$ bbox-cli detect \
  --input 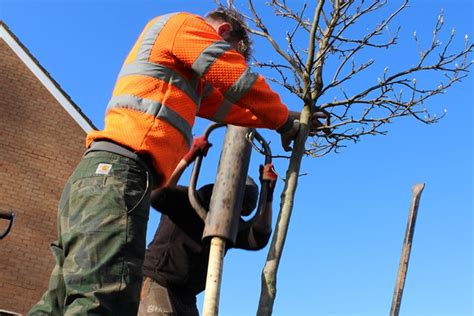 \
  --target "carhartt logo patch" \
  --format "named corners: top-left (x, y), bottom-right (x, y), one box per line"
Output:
top-left (96, 163), bottom-right (112, 175)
